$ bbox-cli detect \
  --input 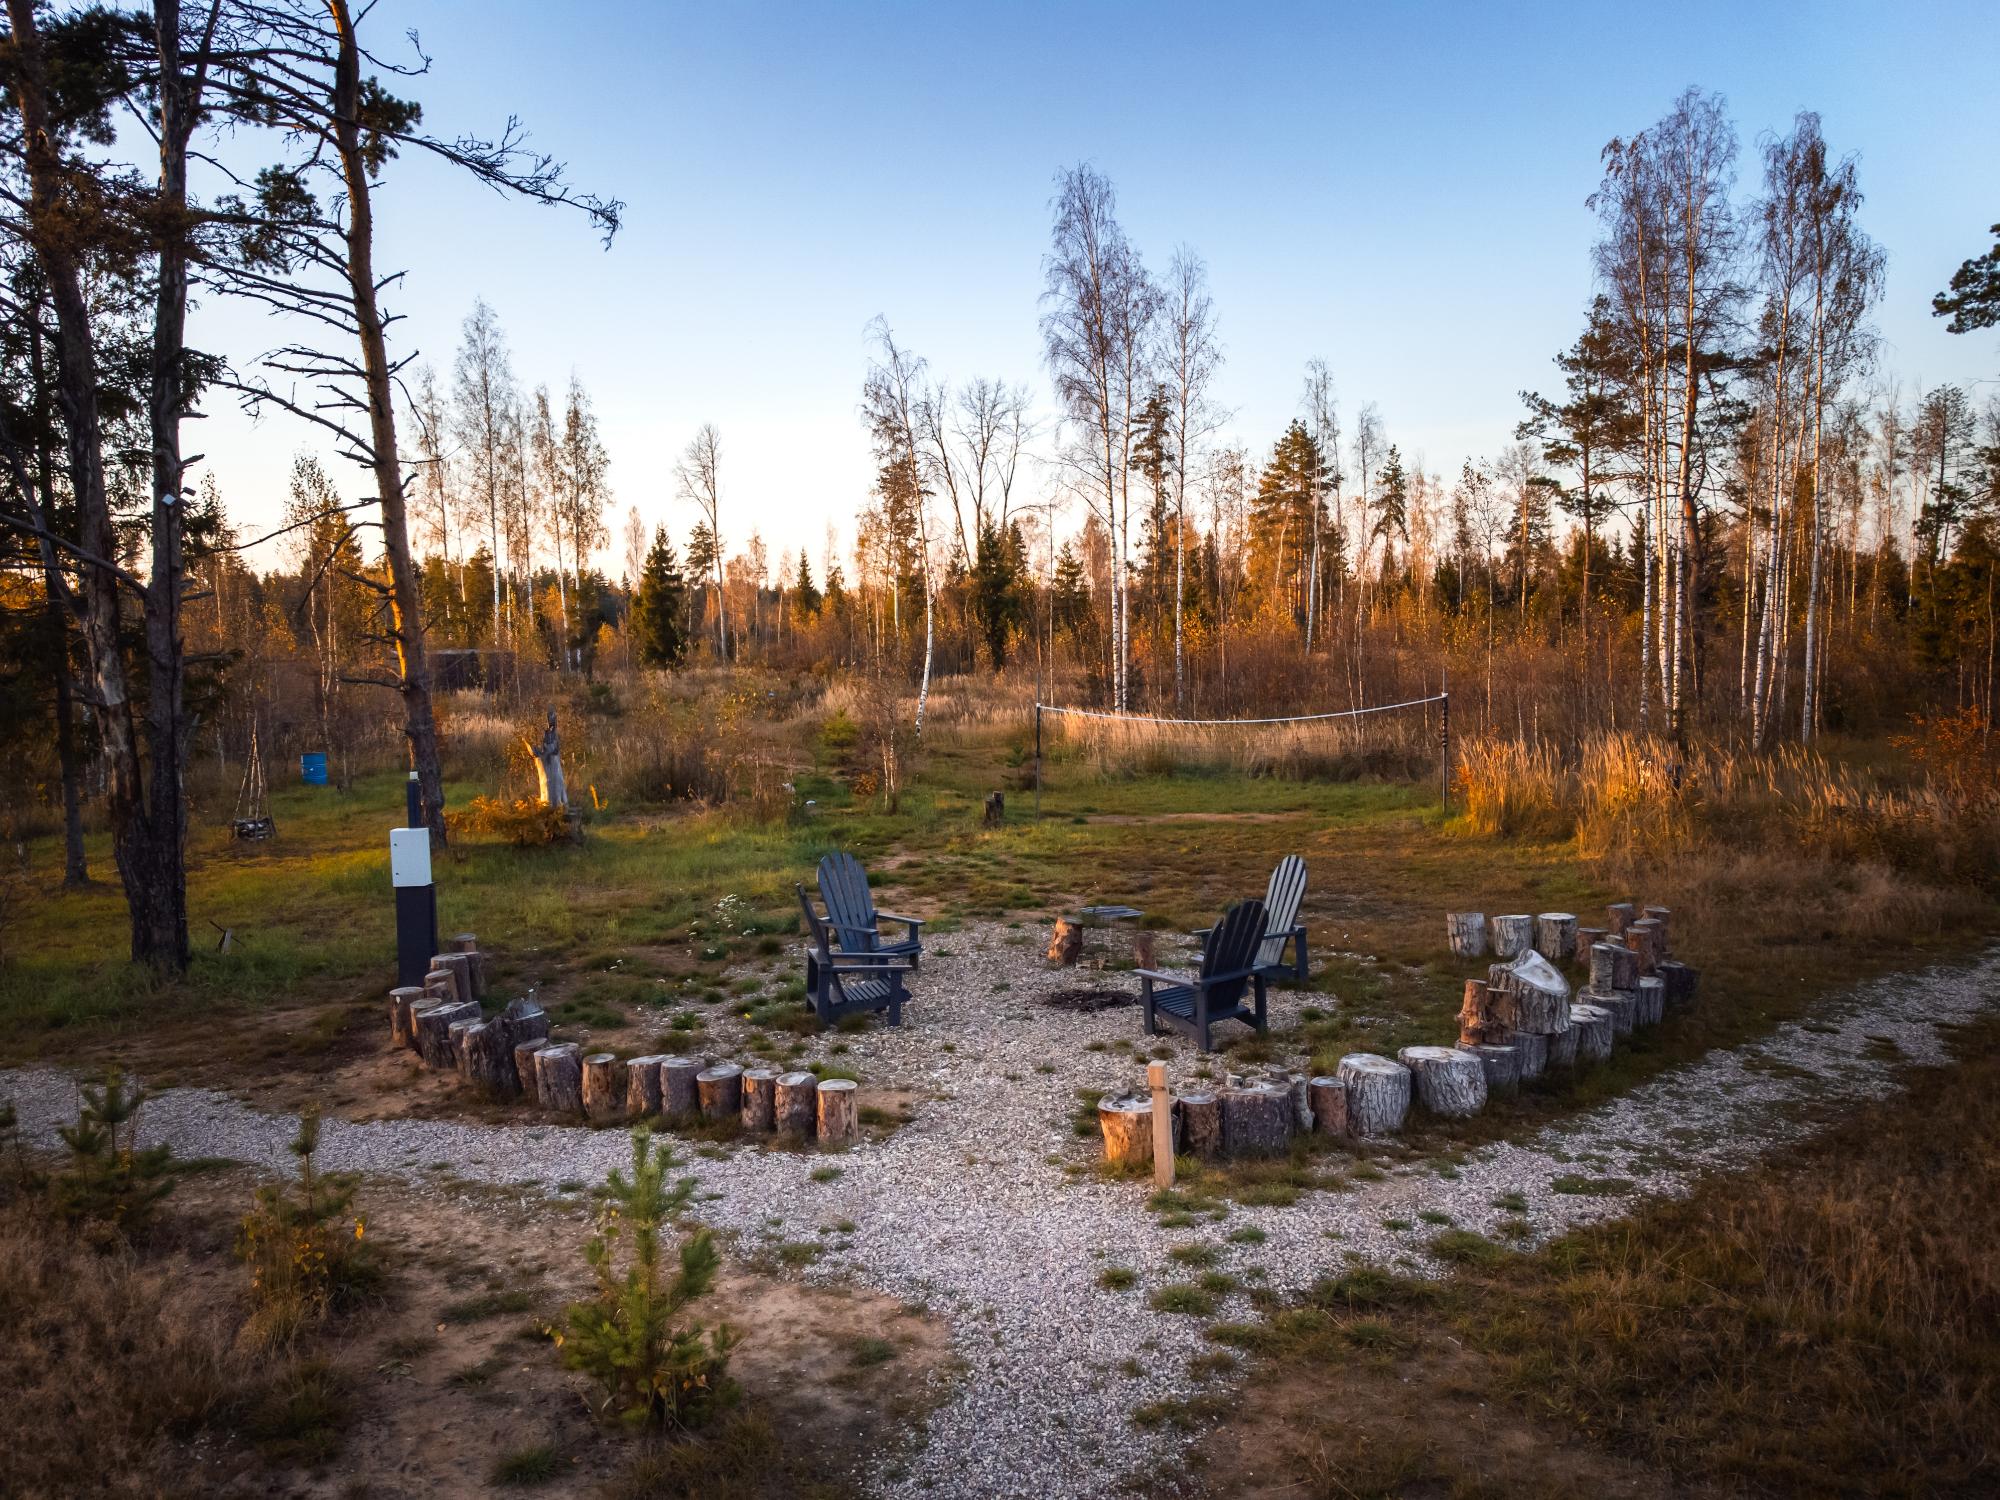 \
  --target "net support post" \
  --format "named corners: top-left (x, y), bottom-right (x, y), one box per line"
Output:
top-left (1439, 691), bottom-right (1451, 814)
top-left (1034, 704), bottom-right (1043, 820)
